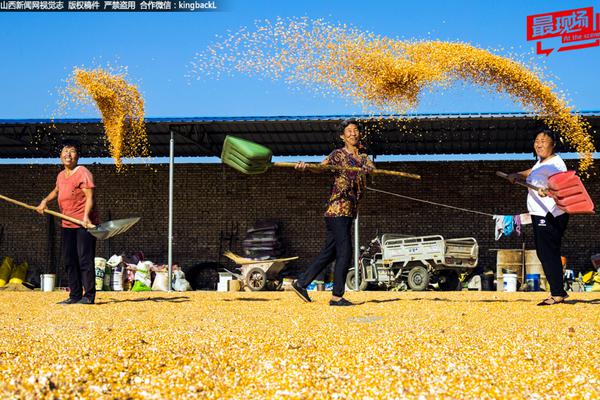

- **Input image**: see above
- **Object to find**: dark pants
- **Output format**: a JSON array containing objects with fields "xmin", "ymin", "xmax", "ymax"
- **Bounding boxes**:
[
  {"xmin": 531, "ymin": 213, "xmax": 569, "ymax": 297},
  {"xmin": 297, "ymin": 217, "xmax": 353, "ymax": 297},
  {"xmin": 62, "ymin": 227, "xmax": 97, "ymax": 302}
]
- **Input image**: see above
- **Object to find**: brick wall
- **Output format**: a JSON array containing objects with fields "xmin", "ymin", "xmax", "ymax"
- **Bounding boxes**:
[{"xmin": 0, "ymin": 160, "xmax": 597, "ymax": 285}]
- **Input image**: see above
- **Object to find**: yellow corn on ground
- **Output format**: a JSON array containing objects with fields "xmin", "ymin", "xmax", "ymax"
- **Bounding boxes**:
[{"xmin": 0, "ymin": 291, "xmax": 598, "ymax": 399}]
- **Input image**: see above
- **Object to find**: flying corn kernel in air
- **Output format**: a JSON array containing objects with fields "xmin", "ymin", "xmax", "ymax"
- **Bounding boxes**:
[
  {"xmin": 62, "ymin": 67, "xmax": 149, "ymax": 170},
  {"xmin": 191, "ymin": 17, "xmax": 595, "ymax": 172}
]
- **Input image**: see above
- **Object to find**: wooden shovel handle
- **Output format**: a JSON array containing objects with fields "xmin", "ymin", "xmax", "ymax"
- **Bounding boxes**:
[
  {"xmin": 0, "ymin": 194, "xmax": 95, "ymax": 228},
  {"xmin": 496, "ymin": 171, "xmax": 541, "ymax": 191},
  {"xmin": 273, "ymin": 162, "xmax": 420, "ymax": 179}
]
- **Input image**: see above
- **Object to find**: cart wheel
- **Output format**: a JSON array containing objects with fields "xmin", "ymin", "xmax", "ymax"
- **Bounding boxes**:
[
  {"xmin": 246, "ymin": 267, "xmax": 267, "ymax": 291},
  {"xmin": 407, "ymin": 265, "xmax": 430, "ymax": 291},
  {"xmin": 346, "ymin": 269, "xmax": 368, "ymax": 291},
  {"xmin": 437, "ymin": 270, "xmax": 461, "ymax": 291}
]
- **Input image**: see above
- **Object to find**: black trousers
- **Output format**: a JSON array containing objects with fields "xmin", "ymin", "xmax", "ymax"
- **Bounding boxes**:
[
  {"xmin": 297, "ymin": 217, "xmax": 353, "ymax": 297},
  {"xmin": 62, "ymin": 227, "xmax": 97, "ymax": 301},
  {"xmin": 531, "ymin": 213, "xmax": 569, "ymax": 297}
]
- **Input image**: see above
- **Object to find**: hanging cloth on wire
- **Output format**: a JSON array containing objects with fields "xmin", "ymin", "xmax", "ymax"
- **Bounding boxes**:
[
  {"xmin": 492, "ymin": 213, "xmax": 531, "ymax": 240},
  {"xmin": 365, "ymin": 187, "xmax": 532, "ymax": 241}
]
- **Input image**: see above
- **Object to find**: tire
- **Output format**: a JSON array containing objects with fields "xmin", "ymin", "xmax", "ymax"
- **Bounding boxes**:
[
  {"xmin": 437, "ymin": 270, "xmax": 461, "ymax": 291},
  {"xmin": 246, "ymin": 267, "xmax": 267, "ymax": 291},
  {"xmin": 407, "ymin": 265, "xmax": 430, "ymax": 291},
  {"xmin": 346, "ymin": 269, "xmax": 368, "ymax": 291}
]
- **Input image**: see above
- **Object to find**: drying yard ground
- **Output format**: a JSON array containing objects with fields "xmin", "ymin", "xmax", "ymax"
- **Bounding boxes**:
[{"xmin": 0, "ymin": 291, "xmax": 598, "ymax": 399}]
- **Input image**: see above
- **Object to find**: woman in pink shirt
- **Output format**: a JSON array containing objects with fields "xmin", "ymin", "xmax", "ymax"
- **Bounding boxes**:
[{"xmin": 36, "ymin": 140, "xmax": 99, "ymax": 304}]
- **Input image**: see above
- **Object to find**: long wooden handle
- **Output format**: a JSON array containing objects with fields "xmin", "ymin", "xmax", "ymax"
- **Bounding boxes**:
[
  {"xmin": 273, "ymin": 162, "xmax": 421, "ymax": 180},
  {"xmin": 0, "ymin": 194, "xmax": 94, "ymax": 228},
  {"xmin": 496, "ymin": 171, "xmax": 541, "ymax": 190}
]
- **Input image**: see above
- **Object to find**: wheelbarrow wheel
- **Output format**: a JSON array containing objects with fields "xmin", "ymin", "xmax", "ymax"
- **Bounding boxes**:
[
  {"xmin": 407, "ymin": 265, "xmax": 430, "ymax": 291},
  {"xmin": 246, "ymin": 267, "xmax": 267, "ymax": 291},
  {"xmin": 346, "ymin": 269, "xmax": 368, "ymax": 291}
]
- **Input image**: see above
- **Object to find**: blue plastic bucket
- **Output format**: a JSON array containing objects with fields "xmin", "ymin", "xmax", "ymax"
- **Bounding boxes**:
[{"xmin": 525, "ymin": 273, "xmax": 540, "ymax": 291}]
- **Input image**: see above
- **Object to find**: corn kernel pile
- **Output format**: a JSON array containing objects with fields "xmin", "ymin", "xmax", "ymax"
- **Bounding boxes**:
[
  {"xmin": 63, "ymin": 67, "xmax": 149, "ymax": 170},
  {"xmin": 1, "ymin": 291, "xmax": 598, "ymax": 398},
  {"xmin": 191, "ymin": 18, "xmax": 595, "ymax": 171}
]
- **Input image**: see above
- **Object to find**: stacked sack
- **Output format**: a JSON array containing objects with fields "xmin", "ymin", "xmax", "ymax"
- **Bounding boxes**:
[
  {"xmin": 95, "ymin": 256, "xmax": 129, "ymax": 292},
  {"xmin": 242, "ymin": 220, "xmax": 284, "ymax": 259},
  {"xmin": 95, "ymin": 252, "xmax": 193, "ymax": 292},
  {"xmin": 95, "ymin": 255, "xmax": 142, "ymax": 292}
]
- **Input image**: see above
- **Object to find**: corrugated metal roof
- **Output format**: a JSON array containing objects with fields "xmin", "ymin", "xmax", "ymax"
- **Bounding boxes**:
[
  {"xmin": 1, "ymin": 110, "xmax": 600, "ymax": 124},
  {"xmin": 0, "ymin": 112, "xmax": 599, "ymax": 158}
]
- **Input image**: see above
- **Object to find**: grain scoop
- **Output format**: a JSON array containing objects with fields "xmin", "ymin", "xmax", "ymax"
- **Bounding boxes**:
[
  {"xmin": 496, "ymin": 171, "xmax": 594, "ymax": 214},
  {"xmin": 221, "ymin": 135, "xmax": 421, "ymax": 179},
  {"xmin": 0, "ymin": 194, "xmax": 140, "ymax": 240}
]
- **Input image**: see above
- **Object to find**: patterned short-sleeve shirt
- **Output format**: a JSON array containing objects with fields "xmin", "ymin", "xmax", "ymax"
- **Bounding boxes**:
[{"xmin": 324, "ymin": 148, "xmax": 372, "ymax": 218}]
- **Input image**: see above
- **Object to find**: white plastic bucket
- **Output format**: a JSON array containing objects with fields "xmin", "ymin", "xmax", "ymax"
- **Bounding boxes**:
[
  {"xmin": 111, "ymin": 270, "xmax": 123, "ymax": 291},
  {"xmin": 503, "ymin": 273, "xmax": 518, "ymax": 292},
  {"xmin": 40, "ymin": 274, "xmax": 56, "ymax": 292},
  {"xmin": 217, "ymin": 272, "xmax": 233, "ymax": 292}
]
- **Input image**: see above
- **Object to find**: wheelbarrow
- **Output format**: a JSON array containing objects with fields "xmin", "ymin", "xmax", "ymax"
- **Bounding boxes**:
[{"xmin": 223, "ymin": 251, "xmax": 298, "ymax": 291}]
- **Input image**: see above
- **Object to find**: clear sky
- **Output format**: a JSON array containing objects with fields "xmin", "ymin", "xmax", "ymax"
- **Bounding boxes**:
[{"xmin": 0, "ymin": 0, "xmax": 598, "ymax": 119}]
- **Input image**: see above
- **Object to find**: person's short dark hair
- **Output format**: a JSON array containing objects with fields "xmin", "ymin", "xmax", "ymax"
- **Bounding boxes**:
[
  {"xmin": 339, "ymin": 118, "xmax": 361, "ymax": 133},
  {"xmin": 59, "ymin": 139, "xmax": 81, "ymax": 154},
  {"xmin": 533, "ymin": 129, "xmax": 561, "ymax": 158},
  {"xmin": 536, "ymin": 129, "xmax": 558, "ymax": 145}
]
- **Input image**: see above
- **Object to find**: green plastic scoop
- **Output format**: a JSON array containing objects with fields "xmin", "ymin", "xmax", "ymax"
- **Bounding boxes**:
[{"xmin": 221, "ymin": 135, "xmax": 420, "ymax": 179}]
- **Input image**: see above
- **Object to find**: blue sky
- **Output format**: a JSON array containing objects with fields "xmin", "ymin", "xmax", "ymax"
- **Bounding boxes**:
[{"xmin": 0, "ymin": 0, "xmax": 598, "ymax": 119}]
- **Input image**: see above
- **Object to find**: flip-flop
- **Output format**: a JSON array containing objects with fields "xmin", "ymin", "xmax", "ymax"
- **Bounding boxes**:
[{"xmin": 537, "ymin": 296, "xmax": 565, "ymax": 306}]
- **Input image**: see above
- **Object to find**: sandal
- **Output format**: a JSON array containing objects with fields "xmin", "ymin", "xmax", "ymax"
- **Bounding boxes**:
[{"xmin": 537, "ymin": 296, "xmax": 566, "ymax": 306}]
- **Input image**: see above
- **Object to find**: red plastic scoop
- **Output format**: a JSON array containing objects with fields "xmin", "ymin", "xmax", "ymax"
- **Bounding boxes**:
[
  {"xmin": 547, "ymin": 171, "xmax": 595, "ymax": 214},
  {"xmin": 496, "ymin": 171, "xmax": 595, "ymax": 215}
]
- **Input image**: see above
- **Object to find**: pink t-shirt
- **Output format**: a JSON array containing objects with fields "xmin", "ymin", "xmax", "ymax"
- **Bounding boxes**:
[{"xmin": 56, "ymin": 166, "xmax": 99, "ymax": 228}]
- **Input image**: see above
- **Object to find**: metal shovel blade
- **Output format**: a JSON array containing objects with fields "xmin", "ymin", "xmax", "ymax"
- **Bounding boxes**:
[{"xmin": 88, "ymin": 217, "xmax": 141, "ymax": 240}]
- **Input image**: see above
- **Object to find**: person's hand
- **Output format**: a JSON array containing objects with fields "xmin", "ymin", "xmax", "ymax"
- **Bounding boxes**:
[
  {"xmin": 35, "ymin": 199, "xmax": 47, "ymax": 215},
  {"xmin": 295, "ymin": 161, "xmax": 307, "ymax": 171},
  {"xmin": 82, "ymin": 215, "xmax": 94, "ymax": 228},
  {"xmin": 507, "ymin": 173, "xmax": 521, "ymax": 184},
  {"xmin": 538, "ymin": 188, "xmax": 549, "ymax": 198},
  {"xmin": 361, "ymin": 164, "xmax": 374, "ymax": 174}
]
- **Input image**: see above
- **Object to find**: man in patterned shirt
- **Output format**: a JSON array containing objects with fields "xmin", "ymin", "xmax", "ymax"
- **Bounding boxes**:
[{"xmin": 292, "ymin": 119, "xmax": 375, "ymax": 306}]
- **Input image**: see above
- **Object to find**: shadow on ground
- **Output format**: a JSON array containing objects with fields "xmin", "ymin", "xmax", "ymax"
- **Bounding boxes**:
[
  {"xmin": 364, "ymin": 297, "xmax": 533, "ymax": 304},
  {"xmin": 222, "ymin": 297, "xmax": 280, "ymax": 302},
  {"xmin": 96, "ymin": 296, "xmax": 191, "ymax": 305}
]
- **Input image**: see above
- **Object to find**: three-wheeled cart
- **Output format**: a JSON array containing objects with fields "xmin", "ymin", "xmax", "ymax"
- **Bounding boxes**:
[{"xmin": 350, "ymin": 234, "xmax": 479, "ymax": 291}]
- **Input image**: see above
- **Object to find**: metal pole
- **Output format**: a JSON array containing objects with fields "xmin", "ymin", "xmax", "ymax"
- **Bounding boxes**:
[
  {"xmin": 168, "ymin": 130, "xmax": 174, "ymax": 292},
  {"xmin": 354, "ymin": 212, "xmax": 359, "ymax": 291}
]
